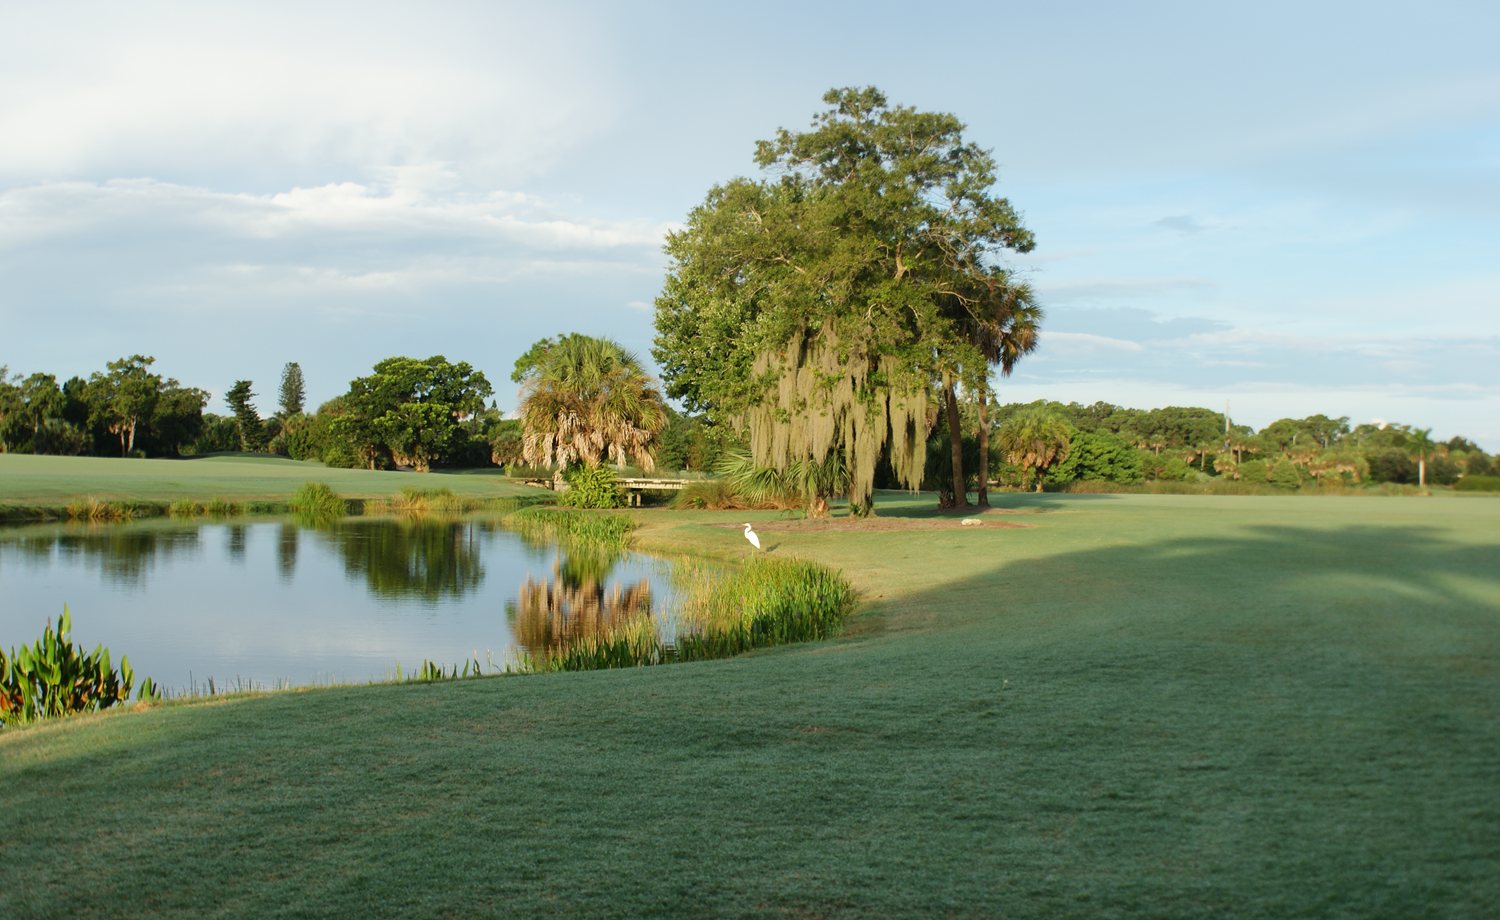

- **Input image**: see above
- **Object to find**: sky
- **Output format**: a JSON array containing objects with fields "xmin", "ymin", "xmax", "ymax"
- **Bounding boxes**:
[{"xmin": 3, "ymin": 0, "xmax": 1497, "ymax": 448}]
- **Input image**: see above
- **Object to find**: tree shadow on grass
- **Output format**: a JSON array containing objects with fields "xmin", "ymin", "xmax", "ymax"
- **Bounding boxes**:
[{"xmin": 4, "ymin": 507, "xmax": 1497, "ymax": 917}]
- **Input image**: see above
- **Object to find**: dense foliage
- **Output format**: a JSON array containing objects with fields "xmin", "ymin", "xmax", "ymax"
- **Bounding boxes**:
[
  {"xmin": 328, "ymin": 356, "xmax": 493, "ymax": 471},
  {"xmin": 988, "ymin": 400, "xmax": 1494, "ymax": 491},
  {"xmin": 655, "ymin": 87, "xmax": 1037, "ymax": 514},
  {"xmin": 0, "ymin": 357, "xmax": 205, "ymax": 458},
  {"xmin": 514, "ymin": 334, "xmax": 667, "ymax": 471},
  {"xmin": 558, "ymin": 463, "xmax": 626, "ymax": 509}
]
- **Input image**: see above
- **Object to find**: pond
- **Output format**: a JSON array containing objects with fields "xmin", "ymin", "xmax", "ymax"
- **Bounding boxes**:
[{"xmin": 0, "ymin": 515, "xmax": 679, "ymax": 692}]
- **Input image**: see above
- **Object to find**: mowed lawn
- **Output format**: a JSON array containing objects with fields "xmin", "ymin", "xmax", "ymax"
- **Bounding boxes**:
[
  {"xmin": 2, "ymin": 492, "xmax": 1497, "ymax": 917},
  {"xmin": 0, "ymin": 453, "xmax": 532, "ymax": 509}
]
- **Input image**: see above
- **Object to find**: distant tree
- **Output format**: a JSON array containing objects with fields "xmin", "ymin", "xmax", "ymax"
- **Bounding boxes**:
[
  {"xmin": 1052, "ymin": 430, "xmax": 1143, "ymax": 485},
  {"xmin": 0, "ymin": 372, "xmax": 76, "ymax": 453},
  {"xmin": 225, "ymin": 380, "xmax": 265, "ymax": 451},
  {"xmin": 191, "ymin": 414, "xmax": 241, "ymax": 455},
  {"xmin": 333, "ymin": 356, "xmax": 493, "ymax": 471},
  {"xmin": 279, "ymin": 362, "xmax": 306, "ymax": 417},
  {"xmin": 1366, "ymin": 449, "xmax": 1416, "ymax": 484},
  {"xmin": 146, "ymin": 384, "xmax": 208, "ymax": 456},
  {"xmin": 1306, "ymin": 447, "xmax": 1369, "ymax": 486},
  {"xmin": 1408, "ymin": 428, "xmax": 1436, "ymax": 490},
  {"xmin": 516, "ymin": 334, "xmax": 667, "ymax": 472},
  {"xmin": 995, "ymin": 409, "xmax": 1074, "ymax": 492},
  {"xmin": 488, "ymin": 419, "xmax": 525, "ymax": 469},
  {"xmin": 86, "ymin": 356, "xmax": 162, "ymax": 456},
  {"xmin": 0, "ymin": 367, "xmax": 19, "ymax": 452}
]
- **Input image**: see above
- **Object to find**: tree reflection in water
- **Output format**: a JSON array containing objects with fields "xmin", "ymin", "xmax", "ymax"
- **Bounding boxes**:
[
  {"xmin": 47, "ymin": 526, "xmax": 202, "ymax": 585},
  {"xmin": 505, "ymin": 539, "xmax": 655, "ymax": 660},
  {"xmin": 276, "ymin": 524, "xmax": 298, "ymax": 580},
  {"xmin": 317, "ymin": 517, "xmax": 486, "ymax": 602}
]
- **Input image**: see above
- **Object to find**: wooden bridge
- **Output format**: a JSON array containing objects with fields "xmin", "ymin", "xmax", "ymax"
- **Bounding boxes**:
[{"xmin": 520, "ymin": 476, "xmax": 693, "ymax": 505}]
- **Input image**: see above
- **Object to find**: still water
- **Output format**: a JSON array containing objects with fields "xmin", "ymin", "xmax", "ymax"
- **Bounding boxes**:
[{"xmin": 0, "ymin": 516, "xmax": 677, "ymax": 691}]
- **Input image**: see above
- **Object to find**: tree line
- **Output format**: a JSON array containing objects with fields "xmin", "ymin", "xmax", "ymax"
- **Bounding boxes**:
[
  {"xmin": 2, "ymin": 353, "xmax": 1492, "ymax": 494},
  {"xmin": 983, "ymin": 401, "xmax": 1493, "ymax": 492}
]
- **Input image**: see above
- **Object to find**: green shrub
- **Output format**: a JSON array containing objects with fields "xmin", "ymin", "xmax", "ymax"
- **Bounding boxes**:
[
  {"xmin": 672, "ymin": 479, "xmax": 753, "ymax": 510},
  {"xmin": 1455, "ymin": 474, "xmax": 1500, "ymax": 492},
  {"xmin": 289, "ymin": 482, "xmax": 347, "ymax": 519},
  {"xmin": 320, "ymin": 441, "xmax": 360, "ymax": 469},
  {"xmin": 1, "ymin": 607, "xmax": 159, "ymax": 728},
  {"xmin": 559, "ymin": 464, "xmax": 625, "ymax": 509},
  {"xmin": 1267, "ymin": 461, "xmax": 1304, "ymax": 490},
  {"xmin": 168, "ymin": 498, "xmax": 199, "ymax": 518}
]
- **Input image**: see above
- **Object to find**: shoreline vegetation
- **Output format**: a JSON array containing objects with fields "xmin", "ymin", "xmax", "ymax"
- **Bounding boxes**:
[{"xmin": 0, "ymin": 459, "xmax": 859, "ymax": 705}]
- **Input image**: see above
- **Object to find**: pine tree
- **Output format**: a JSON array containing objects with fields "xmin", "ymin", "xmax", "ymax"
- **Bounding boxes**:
[
  {"xmin": 279, "ymin": 362, "xmax": 305, "ymax": 417},
  {"xmin": 225, "ymin": 380, "xmax": 265, "ymax": 451}
]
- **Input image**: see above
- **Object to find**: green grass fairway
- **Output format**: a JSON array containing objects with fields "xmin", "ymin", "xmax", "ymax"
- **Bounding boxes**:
[
  {"xmin": 3, "ymin": 493, "xmax": 1498, "ymax": 916},
  {"xmin": 0, "ymin": 453, "xmax": 532, "ymax": 512}
]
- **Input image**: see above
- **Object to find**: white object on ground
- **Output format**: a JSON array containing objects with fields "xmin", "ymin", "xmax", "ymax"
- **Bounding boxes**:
[{"xmin": 742, "ymin": 522, "xmax": 762, "ymax": 550}]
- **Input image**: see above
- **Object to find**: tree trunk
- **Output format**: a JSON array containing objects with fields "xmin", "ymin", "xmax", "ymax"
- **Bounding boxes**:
[
  {"xmin": 976, "ymin": 383, "xmax": 991, "ymax": 507},
  {"xmin": 1419, "ymin": 457, "xmax": 1426, "ymax": 489},
  {"xmin": 943, "ymin": 377, "xmax": 969, "ymax": 508}
]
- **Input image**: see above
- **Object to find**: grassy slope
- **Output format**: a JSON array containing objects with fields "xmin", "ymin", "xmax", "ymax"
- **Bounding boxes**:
[
  {"xmin": 2, "ymin": 492, "xmax": 1498, "ymax": 917},
  {"xmin": 0, "ymin": 453, "xmax": 532, "ymax": 509}
]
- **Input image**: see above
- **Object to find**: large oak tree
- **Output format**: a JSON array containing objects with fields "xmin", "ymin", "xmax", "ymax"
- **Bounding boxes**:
[{"xmin": 654, "ymin": 87, "xmax": 1037, "ymax": 514}]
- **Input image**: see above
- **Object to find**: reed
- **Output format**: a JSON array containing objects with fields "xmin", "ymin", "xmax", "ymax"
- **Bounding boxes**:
[
  {"xmin": 64, "ymin": 496, "xmax": 135, "ymax": 522},
  {"xmin": 504, "ymin": 507, "xmax": 634, "ymax": 547},
  {"xmin": 288, "ymin": 482, "xmax": 348, "ymax": 520},
  {"xmin": 201, "ymin": 497, "xmax": 243, "ymax": 516},
  {"xmin": 507, "ymin": 555, "xmax": 856, "ymax": 674},
  {"xmin": 672, "ymin": 557, "xmax": 855, "ymax": 660}
]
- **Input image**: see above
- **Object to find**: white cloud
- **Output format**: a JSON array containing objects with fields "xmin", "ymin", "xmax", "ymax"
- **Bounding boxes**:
[
  {"xmin": 0, "ymin": 177, "xmax": 672, "ymax": 254},
  {"xmin": 0, "ymin": 2, "xmax": 616, "ymax": 186},
  {"xmin": 1044, "ymin": 331, "xmax": 1146, "ymax": 353}
]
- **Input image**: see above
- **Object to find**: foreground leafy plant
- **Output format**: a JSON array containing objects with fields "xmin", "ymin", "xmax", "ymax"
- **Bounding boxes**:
[
  {"xmin": 558, "ymin": 463, "xmax": 626, "ymax": 509},
  {"xmin": 0, "ymin": 607, "xmax": 159, "ymax": 728}
]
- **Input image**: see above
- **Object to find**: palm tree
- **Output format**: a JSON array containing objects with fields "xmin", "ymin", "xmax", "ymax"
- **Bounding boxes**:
[
  {"xmin": 973, "ymin": 282, "xmax": 1041, "ymax": 506},
  {"xmin": 995, "ymin": 408, "xmax": 1073, "ymax": 492},
  {"xmin": 1408, "ymin": 427, "xmax": 1436, "ymax": 490},
  {"xmin": 516, "ymin": 335, "xmax": 668, "ymax": 472},
  {"xmin": 939, "ymin": 276, "xmax": 1042, "ymax": 507}
]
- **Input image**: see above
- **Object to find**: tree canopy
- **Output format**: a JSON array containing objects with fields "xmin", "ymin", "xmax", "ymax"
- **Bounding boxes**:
[
  {"xmin": 330, "ymin": 356, "xmax": 492, "ymax": 471},
  {"xmin": 279, "ymin": 362, "xmax": 306, "ymax": 417},
  {"xmin": 515, "ymin": 333, "xmax": 667, "ymax": 471},
  {"xmin": 655, "ymin": 86, "xmax": 1036, "ymax": 513}
]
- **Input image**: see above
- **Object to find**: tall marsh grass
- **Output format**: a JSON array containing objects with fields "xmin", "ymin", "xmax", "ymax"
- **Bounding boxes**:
[
  {"xmin": 505, "ymin": 507, "xmax": 634, "ymax": 547},
  {"xmin": 363, "ymin": 487, "xmax": 524, "ymax": 517},
  {"xmin": 64, "ymin": 497, "xmax": 136, "ymax": 522},
  {"xmin": 672, "ymin": 557, "xmax": 856, "ymax": 660},
  {"xmin": 505, "ymin": 555, "xmax": 856, "ymax": 674},
  {"xmin": 289, "ymin": 482, "xmax": 348, "ymax": 521}
]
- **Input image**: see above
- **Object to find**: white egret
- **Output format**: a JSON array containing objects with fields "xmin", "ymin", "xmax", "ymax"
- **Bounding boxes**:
[{"xmin": 742, "ymin": 522, "xmax": 762, "ymax": 551}]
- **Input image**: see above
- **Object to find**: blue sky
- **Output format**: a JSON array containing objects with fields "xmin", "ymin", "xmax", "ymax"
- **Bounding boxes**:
[{"xmin": 3, "ymin": 1, "xmax": 1497, "ymax": 448}]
